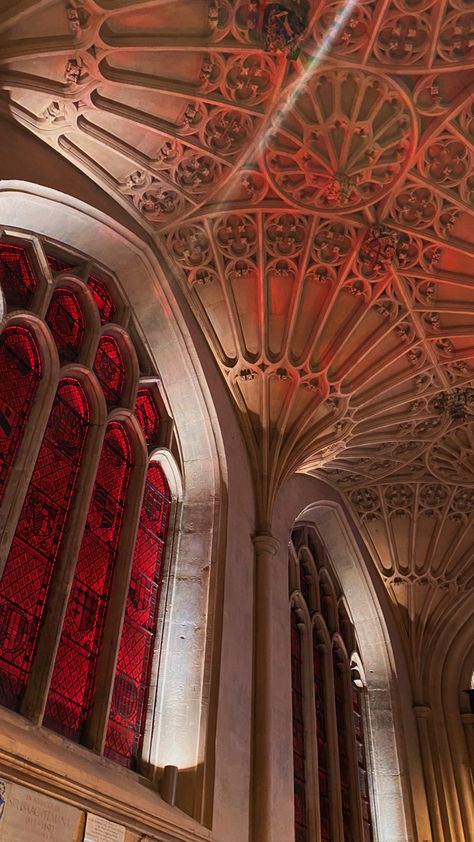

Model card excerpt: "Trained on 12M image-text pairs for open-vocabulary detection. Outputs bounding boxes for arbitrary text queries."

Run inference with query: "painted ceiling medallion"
[263,68,416,212]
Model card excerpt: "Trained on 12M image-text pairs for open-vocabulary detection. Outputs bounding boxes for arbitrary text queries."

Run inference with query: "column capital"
[252,532,280,556]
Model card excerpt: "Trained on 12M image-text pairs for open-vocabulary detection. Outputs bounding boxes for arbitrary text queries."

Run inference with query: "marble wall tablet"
[84,812,126,842]
[0,779,81,841]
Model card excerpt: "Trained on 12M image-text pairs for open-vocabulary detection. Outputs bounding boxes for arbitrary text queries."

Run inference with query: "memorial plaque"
[84,812,126,842]
[0,778,80,841]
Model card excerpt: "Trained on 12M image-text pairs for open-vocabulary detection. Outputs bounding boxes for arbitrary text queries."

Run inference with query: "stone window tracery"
[0,233,178,774]
[290,525,374,842]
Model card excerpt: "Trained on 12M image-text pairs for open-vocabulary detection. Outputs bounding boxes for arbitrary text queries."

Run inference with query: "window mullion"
[0,327,57,574]
[341,663,365,842]
[20,419,106,723]
[327,648,345,842]
[82,453,147,755]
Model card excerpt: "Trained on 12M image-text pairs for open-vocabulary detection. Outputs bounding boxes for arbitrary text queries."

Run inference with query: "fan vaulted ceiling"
[1,0,473,667]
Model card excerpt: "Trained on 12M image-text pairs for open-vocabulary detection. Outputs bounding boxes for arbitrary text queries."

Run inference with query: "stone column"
[413,705,444,842]
[252,533,294,842]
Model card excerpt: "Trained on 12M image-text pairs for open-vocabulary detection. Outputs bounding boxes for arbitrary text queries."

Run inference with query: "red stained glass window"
[0,243,38,308]
[88,275,116,325]
[0,378,89,710]
[292,609,308,842]
[44,422,133,741]
[46,287,85,362]
[47,254,73,274]
[135,388,161,448]
[313,636,330,842]
[0,326,42,504]
[334,655,351,842]
[353,686,374,842]
[105,462,170,767]
[94,335,125,409]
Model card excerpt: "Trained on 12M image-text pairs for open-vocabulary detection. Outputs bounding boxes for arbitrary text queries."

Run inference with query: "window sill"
[0,705,211,842]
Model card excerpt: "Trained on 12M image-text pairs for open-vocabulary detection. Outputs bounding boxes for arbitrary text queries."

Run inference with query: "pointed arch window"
[0,377,90,709]
[46,287,85,362]
[291,607,308,842]
[0,243,38,308]
[0,325,42,504]
[105,462,171,767]
[88,274,116,325]
[45,422,134,740]
[0,235,178,779]
[94,334,125,408]
[289,526,375,842]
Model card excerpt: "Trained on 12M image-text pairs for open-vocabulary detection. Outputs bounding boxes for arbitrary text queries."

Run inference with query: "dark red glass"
[88,275,116,325]
[105,463,170,767]
[46,254,73,274]
[135,388,161,448]
[94,335,125,409]
[44,422,133,741]
[0,243,38,308]
[352,685,374,842]
[46,287,85,362]
[314,635,331,841]
[0,326,42,504]
[292,609,308,842]
[0,378,90,710]
[334,654,351,842]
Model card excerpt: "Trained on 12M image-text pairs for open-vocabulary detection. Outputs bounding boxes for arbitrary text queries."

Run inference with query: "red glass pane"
[135,388,161,447]
[0,326,42,504]
[46,287,85,362]
[105,463,170,767]
[94,335,125,408]
[88,275,116,325]
[352,686,374,842]
[44,422,133,740]
[334,655,351,842]
[291,609,308,842]
[47,254,73,274]
[314,635,331,841]
[0,378,89,710]
[0,243,38,308]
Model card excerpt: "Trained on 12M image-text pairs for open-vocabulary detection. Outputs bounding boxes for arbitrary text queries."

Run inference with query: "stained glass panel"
[0,326,42,505]
[0,378,89,710]
[135,388,161,448]
[46,254,73,274]
[292,609,308,842]
[0,243,38,308]
[88,275,116,325]
[46,287,85,362]
[105,463,170,767]
[44,422,133,741]
[94,335,125,409]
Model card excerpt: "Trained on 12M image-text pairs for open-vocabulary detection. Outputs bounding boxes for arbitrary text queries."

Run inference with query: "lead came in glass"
[0,326,42,505]
[0,243,38,308]
[105,463,170,767]
[0,379,90,709]
[94,335,125,409]
[44,422,133,740]
[46,287,85,362]
[134,388,161,448]
[88,275,116,325]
